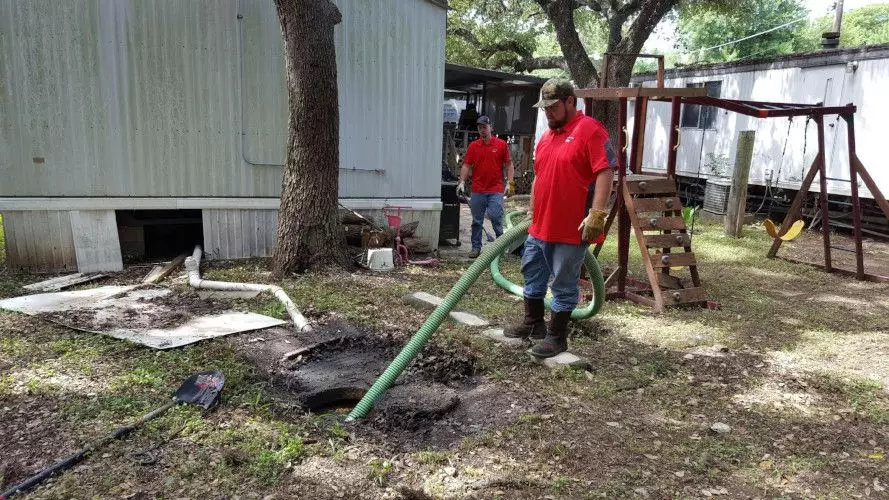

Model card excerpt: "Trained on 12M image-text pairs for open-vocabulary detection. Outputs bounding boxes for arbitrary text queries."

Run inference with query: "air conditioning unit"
[703,178,732,215]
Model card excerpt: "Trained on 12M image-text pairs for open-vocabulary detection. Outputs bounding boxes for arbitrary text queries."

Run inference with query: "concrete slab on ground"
[403,291,490,327]
[528,350,593,370]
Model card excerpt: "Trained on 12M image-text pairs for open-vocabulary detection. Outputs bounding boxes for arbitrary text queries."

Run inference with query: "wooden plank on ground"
[638,216,686,231]
[626,178,677,195]
[142,254,187,284]
[23,273,106,292]
[651,252,697,268]
[633,197,682,213]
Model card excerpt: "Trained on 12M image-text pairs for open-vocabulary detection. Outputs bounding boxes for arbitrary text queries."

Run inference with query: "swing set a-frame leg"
[767,154,822,259]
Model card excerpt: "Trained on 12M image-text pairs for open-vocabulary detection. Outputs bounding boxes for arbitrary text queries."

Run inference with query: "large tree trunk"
[272,0,347,277]
[542,0,677,141]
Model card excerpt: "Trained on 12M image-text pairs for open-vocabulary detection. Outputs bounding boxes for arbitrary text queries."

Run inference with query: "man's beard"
[547,117,567,130]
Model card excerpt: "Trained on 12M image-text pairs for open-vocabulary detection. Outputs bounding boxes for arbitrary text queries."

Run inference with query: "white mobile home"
[0,0,447,272]
[630,44,889,225]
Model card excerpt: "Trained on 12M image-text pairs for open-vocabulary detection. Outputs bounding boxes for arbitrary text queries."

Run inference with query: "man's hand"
[578,209,607,242]
[504,181,516,197]
[456,181,467,199]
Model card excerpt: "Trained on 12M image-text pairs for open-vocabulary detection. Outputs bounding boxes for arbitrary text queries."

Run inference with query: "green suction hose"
[492,211,605,319]
[346,218,535,421]
[346,214,605,421]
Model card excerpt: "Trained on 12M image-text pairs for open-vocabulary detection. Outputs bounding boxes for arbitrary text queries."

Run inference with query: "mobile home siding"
[0,0,445,199]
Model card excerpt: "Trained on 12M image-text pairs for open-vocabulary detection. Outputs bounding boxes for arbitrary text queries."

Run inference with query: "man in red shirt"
[457,116,516,258]
[504,79,616,358]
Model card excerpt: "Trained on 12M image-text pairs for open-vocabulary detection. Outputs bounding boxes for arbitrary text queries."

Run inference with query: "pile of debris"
[342,212,433,255]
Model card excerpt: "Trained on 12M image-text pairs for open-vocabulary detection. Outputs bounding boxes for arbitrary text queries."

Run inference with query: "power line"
[687,15,810,54]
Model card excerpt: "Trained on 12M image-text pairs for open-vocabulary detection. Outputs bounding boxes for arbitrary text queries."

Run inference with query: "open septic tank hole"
[235,319,541,448]
[302,387,367,413]
[281,332,466,420]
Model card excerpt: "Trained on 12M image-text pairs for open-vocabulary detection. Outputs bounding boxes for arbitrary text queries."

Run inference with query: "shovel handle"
[0,401,177,499]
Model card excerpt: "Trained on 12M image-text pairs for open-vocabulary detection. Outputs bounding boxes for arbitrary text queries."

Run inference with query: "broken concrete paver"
[403,291,490,327]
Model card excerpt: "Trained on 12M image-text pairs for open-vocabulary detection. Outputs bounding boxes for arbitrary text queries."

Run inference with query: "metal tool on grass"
[0,371,224,499]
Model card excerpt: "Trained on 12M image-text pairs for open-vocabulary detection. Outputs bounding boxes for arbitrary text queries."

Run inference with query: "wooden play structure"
[579,53,889,313]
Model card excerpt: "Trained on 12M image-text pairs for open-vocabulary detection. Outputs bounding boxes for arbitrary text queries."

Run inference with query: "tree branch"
[617,0,675,55]
[515,55,570,72]
[616,0,641,17]
[448,26,482,47]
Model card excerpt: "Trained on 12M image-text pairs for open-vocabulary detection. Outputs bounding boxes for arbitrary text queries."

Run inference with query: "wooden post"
[617,97,630,294]
[844,114,864,279]
[724,131,755,237]
[815,116,832,272]
[666,97,681,178]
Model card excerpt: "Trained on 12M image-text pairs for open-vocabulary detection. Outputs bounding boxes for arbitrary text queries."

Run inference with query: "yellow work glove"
[504,181,516,197]
[578,209,607,242]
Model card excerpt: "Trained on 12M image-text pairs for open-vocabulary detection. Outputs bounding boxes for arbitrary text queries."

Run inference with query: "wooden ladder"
[622,174,705,312]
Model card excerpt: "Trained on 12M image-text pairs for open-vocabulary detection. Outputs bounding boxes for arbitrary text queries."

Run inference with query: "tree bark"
[272,0,348,277]
[539,0,599,87]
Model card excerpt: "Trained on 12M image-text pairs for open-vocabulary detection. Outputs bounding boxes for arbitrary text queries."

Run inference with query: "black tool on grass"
[0,371,224,499]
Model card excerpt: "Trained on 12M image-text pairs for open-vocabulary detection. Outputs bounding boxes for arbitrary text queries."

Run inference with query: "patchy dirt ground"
[37,288,232,332]
[3,210,889,499]
[778,223,889,278]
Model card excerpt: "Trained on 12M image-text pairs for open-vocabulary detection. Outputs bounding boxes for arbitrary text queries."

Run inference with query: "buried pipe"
[184,246,311,332]
[346,216,605,421]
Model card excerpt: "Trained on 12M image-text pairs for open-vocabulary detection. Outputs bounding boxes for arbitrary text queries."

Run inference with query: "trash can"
[439,181,460,245]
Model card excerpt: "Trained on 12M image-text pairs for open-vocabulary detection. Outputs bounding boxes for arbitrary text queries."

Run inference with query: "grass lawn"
[2,207,889,499]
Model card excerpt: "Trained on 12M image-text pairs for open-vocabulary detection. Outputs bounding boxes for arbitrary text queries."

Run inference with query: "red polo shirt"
[464,137,511,193]
[530,111,613,245]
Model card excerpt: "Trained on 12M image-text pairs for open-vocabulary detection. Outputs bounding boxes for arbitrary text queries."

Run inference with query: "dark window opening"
[116,210,203,261]
[681,81,722,129]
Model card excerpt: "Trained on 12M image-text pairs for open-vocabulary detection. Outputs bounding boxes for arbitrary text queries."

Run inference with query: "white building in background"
[629,43,889,201]
[0,0,447,272]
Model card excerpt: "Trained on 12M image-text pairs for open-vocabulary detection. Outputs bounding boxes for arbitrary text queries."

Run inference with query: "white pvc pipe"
[184,246,311,332]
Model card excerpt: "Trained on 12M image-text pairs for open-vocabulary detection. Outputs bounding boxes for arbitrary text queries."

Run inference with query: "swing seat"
[764,218,804,241]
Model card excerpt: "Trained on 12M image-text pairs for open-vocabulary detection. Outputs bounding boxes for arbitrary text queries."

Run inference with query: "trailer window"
[681,81,722,129]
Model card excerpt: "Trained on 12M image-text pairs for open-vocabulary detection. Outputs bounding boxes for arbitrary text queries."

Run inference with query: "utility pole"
[832,0,845,34]
[822,0,844,49]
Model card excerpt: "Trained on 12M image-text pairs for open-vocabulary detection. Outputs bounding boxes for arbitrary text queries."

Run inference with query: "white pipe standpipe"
[184,246,312,332]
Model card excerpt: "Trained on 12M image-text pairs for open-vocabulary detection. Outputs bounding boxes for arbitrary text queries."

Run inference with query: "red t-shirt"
[530,111,614,245]
[464,137,511,193]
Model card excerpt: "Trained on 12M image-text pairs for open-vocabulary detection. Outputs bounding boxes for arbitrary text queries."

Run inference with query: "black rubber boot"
[531,310,572,358]
[503,298,546,340]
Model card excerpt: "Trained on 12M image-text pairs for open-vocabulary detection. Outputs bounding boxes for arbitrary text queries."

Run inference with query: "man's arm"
[591,168,614,211]
[579,131,616,241]
[459,163,472,184]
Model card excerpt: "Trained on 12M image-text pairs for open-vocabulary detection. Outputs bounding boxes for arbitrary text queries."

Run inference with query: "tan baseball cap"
[533,78,576,108]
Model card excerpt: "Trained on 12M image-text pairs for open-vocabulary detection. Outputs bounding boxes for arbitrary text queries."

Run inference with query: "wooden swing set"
[578,54,889,314]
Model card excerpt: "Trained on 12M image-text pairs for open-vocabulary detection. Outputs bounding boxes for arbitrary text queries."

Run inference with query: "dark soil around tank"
[230,315,539,452]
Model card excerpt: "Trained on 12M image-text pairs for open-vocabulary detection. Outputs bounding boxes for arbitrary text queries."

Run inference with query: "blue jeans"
[521,236,589,312]
[469,192,504,250]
